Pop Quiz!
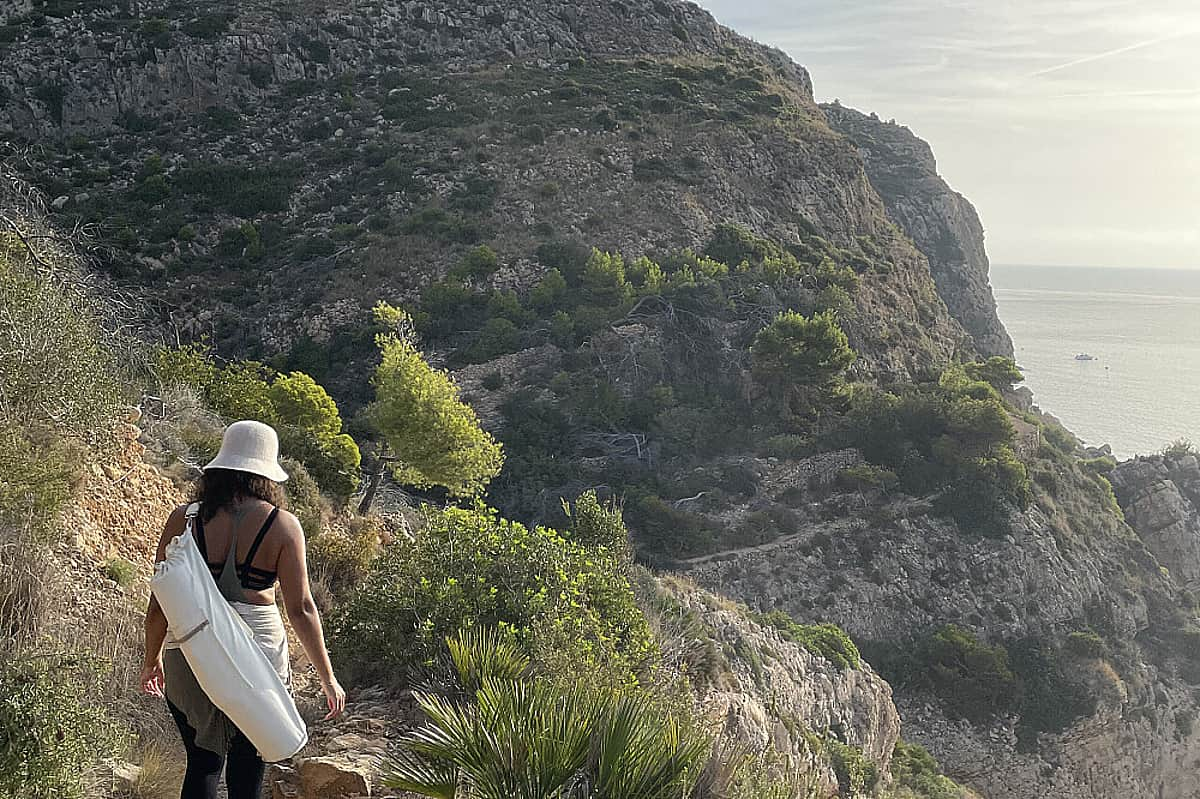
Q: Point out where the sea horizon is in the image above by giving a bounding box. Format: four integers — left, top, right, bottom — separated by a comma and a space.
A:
992, 263, 1200, 459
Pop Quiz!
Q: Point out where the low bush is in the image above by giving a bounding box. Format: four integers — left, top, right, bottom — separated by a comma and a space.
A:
846, 368, 1031, 537
0, 655, 125, 799
837, 464, 899, 493
385, 629, 714, 799
330, 499, 654, 685
627, 494, 718, 560
889, 740, 975, 799
174, 162, 298, 216
307, 515, 382, 606
826, 739, 879, 796
101, 556, 138, 587
755, 609, 861, 670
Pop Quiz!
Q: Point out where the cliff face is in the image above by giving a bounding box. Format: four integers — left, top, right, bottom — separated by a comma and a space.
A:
683, 451, 1200, 799
654, 577, 902, 798
823, 105, 1013, 358
1113, 453, 1200, 593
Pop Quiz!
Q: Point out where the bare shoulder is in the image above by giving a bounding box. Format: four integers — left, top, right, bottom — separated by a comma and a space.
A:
165, 503, 192, 533
272, 508, 305, 542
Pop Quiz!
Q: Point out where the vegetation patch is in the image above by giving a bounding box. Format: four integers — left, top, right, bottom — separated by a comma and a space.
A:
754, 609, 861, 670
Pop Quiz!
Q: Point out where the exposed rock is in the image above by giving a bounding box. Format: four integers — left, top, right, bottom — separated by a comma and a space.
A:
684, 457, 1200, 799
1113, 453, 1200, 592
298, 757, 372, 797
665, 579, 901, 792
824, 104, 1014, 358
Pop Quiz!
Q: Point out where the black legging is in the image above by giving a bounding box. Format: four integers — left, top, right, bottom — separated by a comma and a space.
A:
167, 700, 265, 799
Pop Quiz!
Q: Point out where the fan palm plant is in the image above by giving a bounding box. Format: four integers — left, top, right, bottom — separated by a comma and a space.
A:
382, 628, 714, 799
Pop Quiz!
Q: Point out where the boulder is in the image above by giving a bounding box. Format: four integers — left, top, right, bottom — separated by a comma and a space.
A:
298, 756, 372, 797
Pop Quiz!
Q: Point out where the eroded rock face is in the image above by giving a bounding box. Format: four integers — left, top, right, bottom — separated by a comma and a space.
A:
1113, 453, 1200, 593
823, 104, 1014, 359
659, 579, 901, 797
683, 452, 1200, 799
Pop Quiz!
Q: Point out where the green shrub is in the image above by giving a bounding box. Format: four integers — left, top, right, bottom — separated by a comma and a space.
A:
825, 739, 879, 796
704, 222, 787, 268
889, 740, 974, 799
101, 556, 137, 587
1080, 455, 1117, 474
627, 494, 718, 559
836, 464, 899, 493
1042, 421, 1079, 456
755, 609, 861, 670
875, 625, 1018, 725
174, 162, 298, 216
400, 206, 480, 243
761, 433, 812, 460
1064, 630, 1107, 660
384, 629, 709, 799
0, 656, 125, 799
460, 317, 522, 364
448, 244, 500, 281
330, 503, 655, 686
846, 373, 1031, 536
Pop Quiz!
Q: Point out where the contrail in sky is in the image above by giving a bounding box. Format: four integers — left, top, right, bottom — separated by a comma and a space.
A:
1027, 31, 1195, 78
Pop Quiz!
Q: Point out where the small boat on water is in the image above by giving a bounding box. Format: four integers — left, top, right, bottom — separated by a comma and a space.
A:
1075, 353, 1097, 361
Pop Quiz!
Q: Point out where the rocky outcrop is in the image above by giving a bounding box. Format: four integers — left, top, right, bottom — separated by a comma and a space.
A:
655, 577, 901, 796
823, 104, 1013, 358
683, 452, 1200, 799
1111, 453, 1200, 593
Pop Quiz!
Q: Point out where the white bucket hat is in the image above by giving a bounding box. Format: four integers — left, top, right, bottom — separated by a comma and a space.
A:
203, 420, 290, 482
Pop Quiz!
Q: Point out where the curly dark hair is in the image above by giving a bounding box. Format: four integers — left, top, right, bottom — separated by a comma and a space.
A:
194, 468, 286, 522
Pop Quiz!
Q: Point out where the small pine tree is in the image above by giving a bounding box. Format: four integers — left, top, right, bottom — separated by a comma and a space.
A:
365, 303, 504, 502
751, 310, 855, 417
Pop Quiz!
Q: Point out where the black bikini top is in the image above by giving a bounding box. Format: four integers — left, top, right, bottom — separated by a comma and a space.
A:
195, 506, 280, 592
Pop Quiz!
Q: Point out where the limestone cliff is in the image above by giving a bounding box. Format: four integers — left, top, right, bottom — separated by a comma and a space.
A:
1112, 452, 1200, 594
683, 450, 1200, 799
823, 104, 1013, 358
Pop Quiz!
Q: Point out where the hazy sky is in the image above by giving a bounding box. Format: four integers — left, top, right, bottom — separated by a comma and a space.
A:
699, 0, 1200, 269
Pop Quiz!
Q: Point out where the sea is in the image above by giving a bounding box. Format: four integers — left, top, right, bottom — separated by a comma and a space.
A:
991, 264, 1200, 459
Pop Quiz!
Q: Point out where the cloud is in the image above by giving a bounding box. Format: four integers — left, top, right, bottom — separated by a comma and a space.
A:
1026, 31, 1197, 77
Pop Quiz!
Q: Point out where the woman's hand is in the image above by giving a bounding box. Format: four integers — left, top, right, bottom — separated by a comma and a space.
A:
140, 658, 165, 698
322, 676, 346, 720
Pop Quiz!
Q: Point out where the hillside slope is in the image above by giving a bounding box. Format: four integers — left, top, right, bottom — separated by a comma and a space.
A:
1, 0, 969, 392
4, 2, 1194, 799
822, 104, 1013, 358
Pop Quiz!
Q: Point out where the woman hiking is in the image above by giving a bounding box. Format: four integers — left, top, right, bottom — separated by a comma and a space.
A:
140, 420, 346, 799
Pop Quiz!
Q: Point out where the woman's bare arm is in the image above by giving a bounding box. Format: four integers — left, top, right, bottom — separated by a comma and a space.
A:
141, 505, 187, 696
276, 513, 345, 718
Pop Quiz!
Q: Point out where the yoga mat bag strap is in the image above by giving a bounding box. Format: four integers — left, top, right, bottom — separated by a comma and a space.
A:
151, 508, 307, 762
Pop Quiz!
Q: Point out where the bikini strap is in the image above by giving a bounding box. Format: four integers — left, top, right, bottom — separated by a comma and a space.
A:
242, 507, 279, 571
188, 502, 208, 560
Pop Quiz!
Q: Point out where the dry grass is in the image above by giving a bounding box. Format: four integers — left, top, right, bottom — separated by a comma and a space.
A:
137, 383, 224, 486
119, 742, 185, 799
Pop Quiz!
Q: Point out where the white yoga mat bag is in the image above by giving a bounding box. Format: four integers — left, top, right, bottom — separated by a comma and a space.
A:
151, 504, 308, 762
